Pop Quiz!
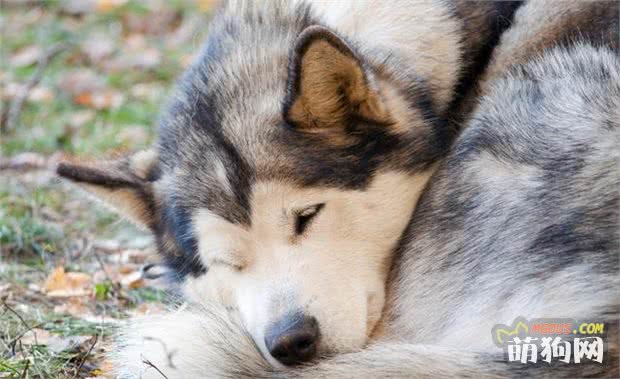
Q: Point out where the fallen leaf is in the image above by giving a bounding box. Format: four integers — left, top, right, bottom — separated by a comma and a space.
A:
43, 267, 92, 297
92, 239, 121, 252
118, 265, 135, 275
108, 249, 154, 266
93, 359, 115, 378
93, 265, 121, 284
132, 302, 165, 315
20, 328, 52, 346
9, 45, 42, 67
47, 335, 92, 354
53, 297, 92, 317
58, 69, 106, 98
120, 270, 143, 289
96, 0, 128, 12
74, 90, 124, 110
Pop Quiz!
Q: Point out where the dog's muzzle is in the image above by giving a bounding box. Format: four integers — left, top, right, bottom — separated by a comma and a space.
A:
264, 313, 320, 366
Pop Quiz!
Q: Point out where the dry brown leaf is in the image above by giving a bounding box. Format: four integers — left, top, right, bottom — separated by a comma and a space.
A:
93, 358, 115, 379
47, 335, 92, 354
74, 90, 124, 110
92, 239, 121, 252
20, 328, 52, 346
96, 0, 128, 12
53, 297, 92, 317
43, 267, 92, 297
132, 302, 166, 316
120, 270, 144, 289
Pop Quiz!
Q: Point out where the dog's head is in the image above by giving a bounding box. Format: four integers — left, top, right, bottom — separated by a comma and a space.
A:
58, 23, 449, 366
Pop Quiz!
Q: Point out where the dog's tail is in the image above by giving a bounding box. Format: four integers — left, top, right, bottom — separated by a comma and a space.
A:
113, 304, 618, 378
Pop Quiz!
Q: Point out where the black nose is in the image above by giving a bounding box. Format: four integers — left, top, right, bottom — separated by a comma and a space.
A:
265, 314, 320, 366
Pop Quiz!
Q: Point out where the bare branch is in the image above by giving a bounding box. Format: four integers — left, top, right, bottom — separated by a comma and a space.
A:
143, 336, 178, 369
2, 300, 37, 354
19, 359, 30, 379
141, 357, 170, 379
1, 42, 69, 133
74, 334, 99, 379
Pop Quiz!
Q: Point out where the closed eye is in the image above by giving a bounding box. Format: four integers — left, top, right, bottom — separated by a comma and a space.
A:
294, 203, 325, 236
209, 257, 243, 271
203, 248, 245, 271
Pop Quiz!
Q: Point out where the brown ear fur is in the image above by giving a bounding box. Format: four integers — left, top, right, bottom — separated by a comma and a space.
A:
56, 149, 159, 229
284, 25, 389, 131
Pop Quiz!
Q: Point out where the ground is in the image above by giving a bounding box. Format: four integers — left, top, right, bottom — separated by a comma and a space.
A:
0, 1, 213, 377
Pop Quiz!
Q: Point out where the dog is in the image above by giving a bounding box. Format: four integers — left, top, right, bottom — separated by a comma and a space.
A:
56, 0, 619, 377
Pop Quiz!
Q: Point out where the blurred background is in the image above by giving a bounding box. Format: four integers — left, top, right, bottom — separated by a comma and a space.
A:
0, 1, 214, 377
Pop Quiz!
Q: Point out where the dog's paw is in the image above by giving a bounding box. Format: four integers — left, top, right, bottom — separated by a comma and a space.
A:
110, 304, 271, 378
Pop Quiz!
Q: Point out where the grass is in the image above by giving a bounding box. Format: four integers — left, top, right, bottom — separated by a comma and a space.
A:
1, 1, 213, 377
1, 1, 210, 157
0, 309, 113, 379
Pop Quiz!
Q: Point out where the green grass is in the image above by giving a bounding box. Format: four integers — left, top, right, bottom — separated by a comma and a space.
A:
1, 0, 210, 157
0, 178, 118, 258
0, 307, 114, 378
1, 1, 213, 376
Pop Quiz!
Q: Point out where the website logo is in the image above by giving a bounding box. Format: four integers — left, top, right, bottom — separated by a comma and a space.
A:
492, 317, 606, 364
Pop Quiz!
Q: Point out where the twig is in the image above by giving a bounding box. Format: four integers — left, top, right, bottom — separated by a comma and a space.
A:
1, 42, 69, 133
8, 321, 45, 355
2, 300, 36, 354
19, 359, 30, 379
141, 357, 170, 379
2, 301, 30, 331
143, 336, 177, 369
90, 246, 122, 294
73, 334, 99, 379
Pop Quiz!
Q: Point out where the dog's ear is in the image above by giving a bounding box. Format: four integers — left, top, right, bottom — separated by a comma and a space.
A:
284, 25, 390, 131
56, 149, 159, 229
